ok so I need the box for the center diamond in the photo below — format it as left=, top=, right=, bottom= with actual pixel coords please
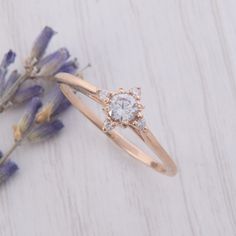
left=108, top=93, right=138, bottom=122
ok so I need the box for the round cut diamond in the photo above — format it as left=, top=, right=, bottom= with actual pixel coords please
left=108, top=93, right=138, bottom=122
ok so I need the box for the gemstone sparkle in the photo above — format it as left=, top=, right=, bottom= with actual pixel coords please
left=136, top=118, right=146, bottom=130
left=103, top=119, right=114, bottom=132
left=98, top=90, right=110, bottom=101
left=108, top=93, right=138, bottom=122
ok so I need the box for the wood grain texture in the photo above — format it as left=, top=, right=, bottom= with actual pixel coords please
left=0, top=0, right=235, bottom=235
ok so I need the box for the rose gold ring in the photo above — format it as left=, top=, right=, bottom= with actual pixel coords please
left=56, top=73, right=177, bottom=176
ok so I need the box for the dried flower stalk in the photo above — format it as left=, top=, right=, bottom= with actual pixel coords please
left=0, top=26, right=90, bottom=185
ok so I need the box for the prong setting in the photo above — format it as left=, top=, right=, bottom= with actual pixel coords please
left=118, top=87, right=125, bottom=93
left=100, top=87, right=146, bottom=132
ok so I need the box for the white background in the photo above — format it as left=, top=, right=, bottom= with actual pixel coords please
left=0, top=0, right=236, bottom=236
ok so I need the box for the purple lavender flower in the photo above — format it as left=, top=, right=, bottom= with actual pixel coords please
left=4, top=70, right=21, bottom=92
left=35, top=85, right=70, bottom=122
left=0, top=50, right=16, bottom=96
left=12, top=85, right=44, bottom=105
left=13, top=97, right=42, bottom=141
left=0, top=160, right=18, bottom=184
left=52, top=95, right=71, bottom=117
left=0, top=68, right=6, bottom=95
left=36, top=59, right=78, bottom=123
left=1, top=50, right=16, bottom=68
left=0, top=26, right=82, bottom=185
left=30, top=26, right=55, bottom=62
left=57, top=59, right=78, bottom=74
left=37, top=48, right=70, bottom=77
left=28, top=119, right=64, bottom=142
left=48, top=60, right=79, bottom=116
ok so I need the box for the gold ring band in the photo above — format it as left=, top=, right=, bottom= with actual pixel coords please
left=56, top=73, right=177, bottom=176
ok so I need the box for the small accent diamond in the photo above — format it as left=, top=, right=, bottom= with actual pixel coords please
left=103, top=119, right=114, bottom=132
left=136, top=118, right=146, bottom=130
left=130, top=87, right=141, bottom=97
left=98, top=90, right=110, bottom=101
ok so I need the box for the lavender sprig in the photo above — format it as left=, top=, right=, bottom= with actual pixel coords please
left=0, top=62, right=91, bottom=183
left=0, top=96, right=66, bottom=167
left=0, top=26, right=71, bottom=112
left=0, top=26, right=91, bottom=185
left=0, top=26, right=54, bottom=112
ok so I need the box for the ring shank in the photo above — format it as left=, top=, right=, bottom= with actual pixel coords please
left=56, top=73, right=177, bottom=176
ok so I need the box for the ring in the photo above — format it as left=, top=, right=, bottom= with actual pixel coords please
left=56, top=73, right=177, bottom=176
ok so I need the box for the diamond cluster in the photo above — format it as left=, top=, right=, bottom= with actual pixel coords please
left=98, top=88, right=146, bottom=132
left=108, top=93, right=138, bottom=122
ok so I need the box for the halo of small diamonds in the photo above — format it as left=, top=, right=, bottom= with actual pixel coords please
left=99, top=87, right=146, bottom=132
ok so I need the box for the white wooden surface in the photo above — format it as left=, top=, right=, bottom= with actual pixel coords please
left=0, top=0, right=236, bottom=235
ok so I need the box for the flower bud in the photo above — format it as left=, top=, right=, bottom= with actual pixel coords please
left=0, top=160, right=18, bottom=185
left=1, top=50, right=16, bottom=68
left=0, top=50, right=16, bottom=96
left=37, top=48, right=70, bottom=77
left=4, top=70, right=21, bottom=92
left=30, top=26, right=55, bottom=62
left=13, top=97, right=42, bottom=141
left=12, top=85, right=44, bottom=105
left=28, top=119, right=64, bottom=142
